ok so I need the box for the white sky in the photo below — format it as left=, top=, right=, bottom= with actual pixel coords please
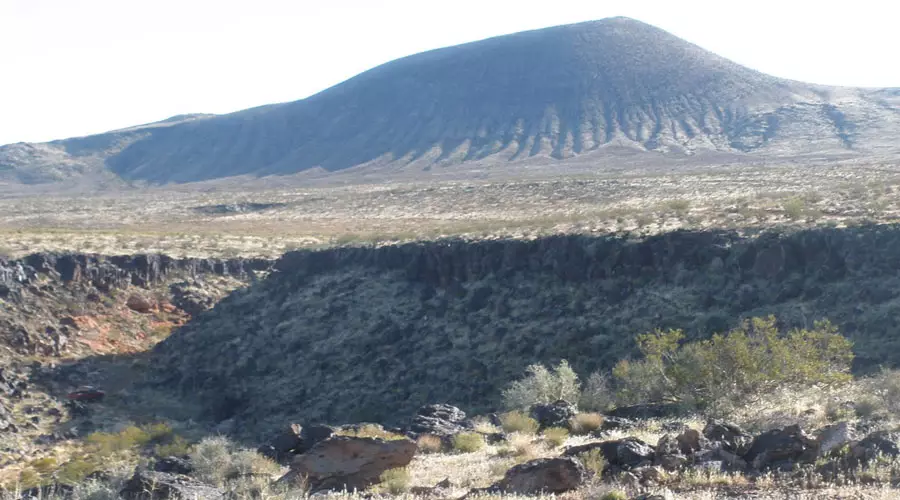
left=0, top=0, right=897, bottom=146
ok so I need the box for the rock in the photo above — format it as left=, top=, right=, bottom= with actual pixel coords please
left=655, top=453, right=687, bottom=471
left=599, top=416, right=635, bottom=431
left=261, top=424, right=303, bottom=462
left=282, top=436, right=417, bottom=491
left=676, top=428, right=706, bottom=455
left=409, top=404, right=471, bottom=441
left=154, top=456, right=194, bottom=475
left=530, top=400, right=577, bottom=430
left=817, top=422, right=858, bottom=457
left=617, top=437, right=656, bottom=468
left=494, top=457, right=587, bottom=494
left=852, top=431, right=900, bottom=461
left=633, top=466, right=664, bottom=485
left=299, top=424, right=335, bottom=454
left=483, top=432, right=505, bottom=444
left=656, top=434, right=680, bottom=456
left=744, top=424, right=817, bottom=470
left=120, top=469, right=223, bottom=499
left=126, top=294, right=154, bottom=313
left=169, top=281, right=218, bottom=316
left=703, top=420, right=753, bottom=455
left=565, top=437, right=654, bottom=469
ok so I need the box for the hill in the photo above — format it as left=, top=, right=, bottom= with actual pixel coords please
left=3, top=17, right=900, bottom=187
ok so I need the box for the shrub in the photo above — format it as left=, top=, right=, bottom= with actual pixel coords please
left=543, top=427, right=569, bottom=447
left=503, top=360, right=580, bottom=410
left=452, top=432, right=486, bottom=453
left=599, top=491, right=628, bottom=500
left=228, top=450, right=281, bottom=479
left=496, top=433, right=536, bottom=461
left=570, top=413, right=604, bottom=435
left=378, top=468, right=410, bottom=494
left=57, top=458, right=99, bottom=485
left=190, top=436, right=235, bottom=486
left=190, top=436, right=282, bottom=487
left=579, top=448, right=607, bottom=476
left=499, top=411, right=539, bottom=435
left=87, top=426, right=152, bottom=456
left=863, top=368, right=900, bottom=415
left=579, top=372, right=614, bottom=412
left=29, top=457, right=58, bottom=474
left=155, top=435, right=192, bottom=457
left=416, top=434, right=443, bottom=454
left=612, top=316, right=853, bottom=410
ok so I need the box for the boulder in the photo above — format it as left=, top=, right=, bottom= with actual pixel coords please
left=494, top=457, right=587, bottom=494
left=126, top=294, right=154, bottom=313
left=676, top=428, right=706, bottom=455
left=120, top=469, right=223, bottom=499
left=599, top=416, right=635, bottom=431
left=565, top=437, right=654, bottom=469
left=703, top=420, right=753, bottom=456
left=656, top=434, right=680, bottom=456
left=153, top=456, right=194, bottom=475
left=299, top=424, right=335, bottom=453
left=617, top=437, right=656, bottom=468
left=852, top=431, right=900, bottom=461
left=744, top=424, right=817, bottom=470
left=282, top=436, right=417, bottom=491
left=259, top=423, right=303, bottom=462
left=530, top=400, right=577, bottom=430
left=817, top=422, right=858, bottom=457
left=409, top=404, right=471, bottom=440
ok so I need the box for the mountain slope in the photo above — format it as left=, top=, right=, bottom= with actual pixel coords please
left=3, top=18, right=900, bottom=186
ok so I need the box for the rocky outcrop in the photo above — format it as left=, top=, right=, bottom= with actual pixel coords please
left=408, top=404, right=472, bottom=442
left=120, top=469, right=223, bottom=500
left=744, top=425, right=818, bottom=471
left=0, top=252, right=271, bottom=291
left=531, top=400, right=577, bottom=430
left=281, top=436, right=417, bottom=491
left=565, top=437, right=655, bottom=469
left=494, top=457, right=587, bottom=494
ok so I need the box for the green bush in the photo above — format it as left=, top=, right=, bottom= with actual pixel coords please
left=452, top=432, right=486, bottom=453
left=155, top=435, right=192, bottom=457
left=57, top=458, right=99, bottom=485
left=599, top=491, right=628, bottom=500
left=612, top=316, right=853, bottom=410
left=503, top=360, right=580, bottom=410
left=542, top=427, right=569, bottom=447
left=499, top=411, right=540, bottom=435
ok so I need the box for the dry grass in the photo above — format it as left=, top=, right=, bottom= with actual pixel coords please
left=416, top=435, right=443, bottom=454
left=4, top=164, right=900, bottom=259
left=499, top=412, right=539, bottom=435
left=570, top=412, right=604, bottom=435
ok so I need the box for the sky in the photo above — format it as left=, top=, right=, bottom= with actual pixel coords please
left=0, top=0, right=897, bottom=146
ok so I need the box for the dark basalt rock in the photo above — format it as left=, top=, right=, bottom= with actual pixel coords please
left=530, top=400, right=577, bottom=430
